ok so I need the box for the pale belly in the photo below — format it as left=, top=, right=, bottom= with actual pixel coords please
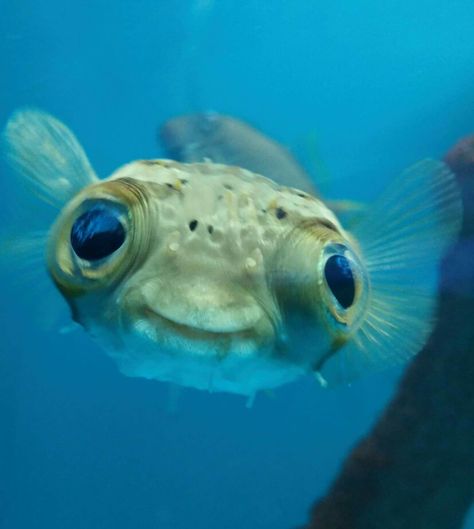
left=92, top=320, right=305, bottom=397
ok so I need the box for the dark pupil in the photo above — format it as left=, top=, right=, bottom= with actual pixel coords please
left=324, top=255, right=355, bottom=309
left=70, top=206, right=125, bottom=261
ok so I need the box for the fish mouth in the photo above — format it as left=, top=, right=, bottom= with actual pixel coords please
left=137, top=306, right=261, bottom=350
left=120, top=306, right=297, bottom=397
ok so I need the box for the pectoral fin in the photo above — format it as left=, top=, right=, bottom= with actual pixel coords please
left=319, top=159, right=462, bottom=384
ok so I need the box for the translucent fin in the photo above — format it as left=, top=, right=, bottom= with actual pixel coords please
left=326, top=199, right=366, bottom=214
left=0, top=230, right=46, bottom=267
left=59, top=323, right=81, bottom=335
left=298, top=130, right=332, bottom=194
left=0, top=230, right=49, bottom=292
left=3, top=108, right=98, bottom=208
left=0, top=230, right=69, bottom=331
left=245, top=392, right=257, bottom=408
left=313, top=371, right=328, bottom=388
left=320, top=159, right=463, bottom=384
left=263, top=389, right=277, bottom=399
left=326, top=199, right=367, bottom=227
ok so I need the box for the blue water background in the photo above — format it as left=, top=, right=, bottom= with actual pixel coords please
left=1, top=2, right=474, bottom=528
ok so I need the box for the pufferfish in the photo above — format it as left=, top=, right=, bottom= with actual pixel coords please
left=2, top=109, right=462, bottom=402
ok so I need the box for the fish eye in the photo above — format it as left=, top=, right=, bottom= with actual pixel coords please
left=324, top=254, right=355, bottom=309
left=320, top=242, right=364, bottom=320
left=70, top=204, right=126, bottom=261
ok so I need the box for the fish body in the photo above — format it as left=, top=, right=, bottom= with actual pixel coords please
left=2, top=110, right=463, bottom=398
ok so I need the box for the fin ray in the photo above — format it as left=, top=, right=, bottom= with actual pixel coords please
left=3, top=108, right=98, bottom=208
left=320, top=159, right=462, bottom=384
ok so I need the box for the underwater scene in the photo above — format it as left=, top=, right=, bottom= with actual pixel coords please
left=1, top=1, right=474, bottom=528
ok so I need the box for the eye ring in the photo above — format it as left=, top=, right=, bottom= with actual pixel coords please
left=47, top=178, right=152, bottom=297
left=319, top=242, right=367, bottom=329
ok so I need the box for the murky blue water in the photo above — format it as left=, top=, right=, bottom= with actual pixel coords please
left=1, top=2, right=474, bottom=528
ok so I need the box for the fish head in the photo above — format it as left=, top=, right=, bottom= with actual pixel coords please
left=46, top=158, right=369, bottom=393
left=45, top=160, right=286, bottom=393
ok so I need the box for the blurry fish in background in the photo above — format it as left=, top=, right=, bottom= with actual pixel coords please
left=160, top=112, right=317, bottom=195
left=1, top=108, right=463, bottom=404
left=298, top=129, right=332, bottom=192
left=159, top=113, right=365, bottom=219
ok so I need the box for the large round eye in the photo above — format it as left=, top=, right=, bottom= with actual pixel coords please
left=324, top=254, right=355, bottom=309
left=70, top=205, right=126, bottom=261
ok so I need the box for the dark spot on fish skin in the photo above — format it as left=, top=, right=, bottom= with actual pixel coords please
left=297, top=192, right=309, bottom=198
left=223, top=183, right=233, bottom=190
left=207, top=225, right=214, bottom=234
left=276, top=207, right=287, bottom=219
left=180, top=179, right=188, bottom=184
left=218, top=195, right=223, bottom=200
left=317, top=218, right=338, bottom=231
left=165, top=182, right=183, bottom=193
left=261, top=209, right=267, bottom=214
left=189, top=219, right=198, bottom=231
left=139, top=160, right=160, bottom=166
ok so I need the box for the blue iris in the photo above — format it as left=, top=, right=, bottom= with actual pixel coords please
left=324, top=254, right=355, bottom=309
left=70, top=205, right=126, bottom=261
